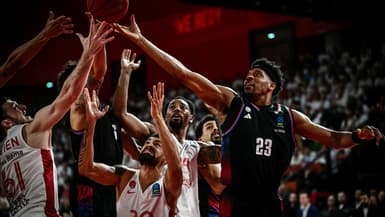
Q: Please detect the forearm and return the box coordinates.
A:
[153,116,181,168]
[112,69,131,117]
[0,32,50,86]
[88,46,107,92]
[60,53,94,105]
[136,35,190,80]
[78,121,96,175]
[328,131,359,149]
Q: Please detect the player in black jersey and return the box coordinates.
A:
[56,13,125,217]
[112,16,385,217]
[195,114,225,217]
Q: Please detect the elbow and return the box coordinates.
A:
[78,163,91,177]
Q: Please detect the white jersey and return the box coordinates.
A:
[116,169,171,217]
[0,124,59,217]
[176,140,200,217]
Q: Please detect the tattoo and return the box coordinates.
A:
[78,128,88,165]
[74,96,86,113]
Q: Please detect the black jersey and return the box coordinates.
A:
[68,108,123,217]
[220,96,297,217]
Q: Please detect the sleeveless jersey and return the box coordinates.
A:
[198,174,220,217]
[0,124,59,217]
[116,170,171,217]
[68,109,123,217]
[176,139,200,217]
[220,96,297,216]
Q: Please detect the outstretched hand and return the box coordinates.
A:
[83,88,109,124]
[41,11,74,39]
[76,13,115,57]
[120,49,141,74]
[112,14,141,41]
[357,125,385,145]
[147,82,165,121]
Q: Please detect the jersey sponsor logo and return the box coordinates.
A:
[127,180,136,194]
[9,193,30,216]
[245,106,251,112]
[243,113,251,119]
[274,114,286,133]
[152,183,160,197]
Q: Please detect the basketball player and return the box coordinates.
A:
[195,114,225,217]
[78,82,183,217]
[113,15,385,217]
[113,49,201,217]
[0,17,114,217]
[0,11,74,87]
[57,13,125,217]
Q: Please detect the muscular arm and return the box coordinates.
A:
[112,49,156,142]
[25,20,114,148]
[0,11,74,87]
[293,109,382,149]
[114,17,235,113]
[148,83,183,207]
[78,101,121,186]
[120,128,140,160]
[70,15,108,131]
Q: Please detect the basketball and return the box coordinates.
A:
[87,0,129,23]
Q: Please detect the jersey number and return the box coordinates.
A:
[255,138,272,157]
[2,161,25,197]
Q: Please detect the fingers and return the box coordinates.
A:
[47,11,54,23]
[359,125,385,145]
[75,33,85,41]
[83,88,90,103]
[103,105,110,114]
[147,90,153,103]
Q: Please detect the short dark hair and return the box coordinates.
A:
[250,58,284,96]
[164,96,195,116]
[0,96,10,141]
[57,60,77,92]
[139,132,160,147]
[0,96,10,121]
[195,114,219,138]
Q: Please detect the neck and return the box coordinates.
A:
[247,93,272,106]
[171,128,187,144]
[139,165,162,191]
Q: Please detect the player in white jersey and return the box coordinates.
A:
[78,50,183,217]
[112,49,205,217]
[0,15,114,217]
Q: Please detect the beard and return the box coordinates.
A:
[211,134,222,145]
[138,153,158,166]
[169,119,183,131]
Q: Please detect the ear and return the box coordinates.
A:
[1,119,14,130]
[270,82,277,92]
[188,115,194,124]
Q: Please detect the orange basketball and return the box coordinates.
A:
[87,0,129,23]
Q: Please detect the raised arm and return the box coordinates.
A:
[78,88,121,186]
[147,82,182,207]
[113,15,234,113]
[25,17,114,145]
[112,49,156,142]
[293,109,385,149]
[70,13,108,131]
[0,11,74,87]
